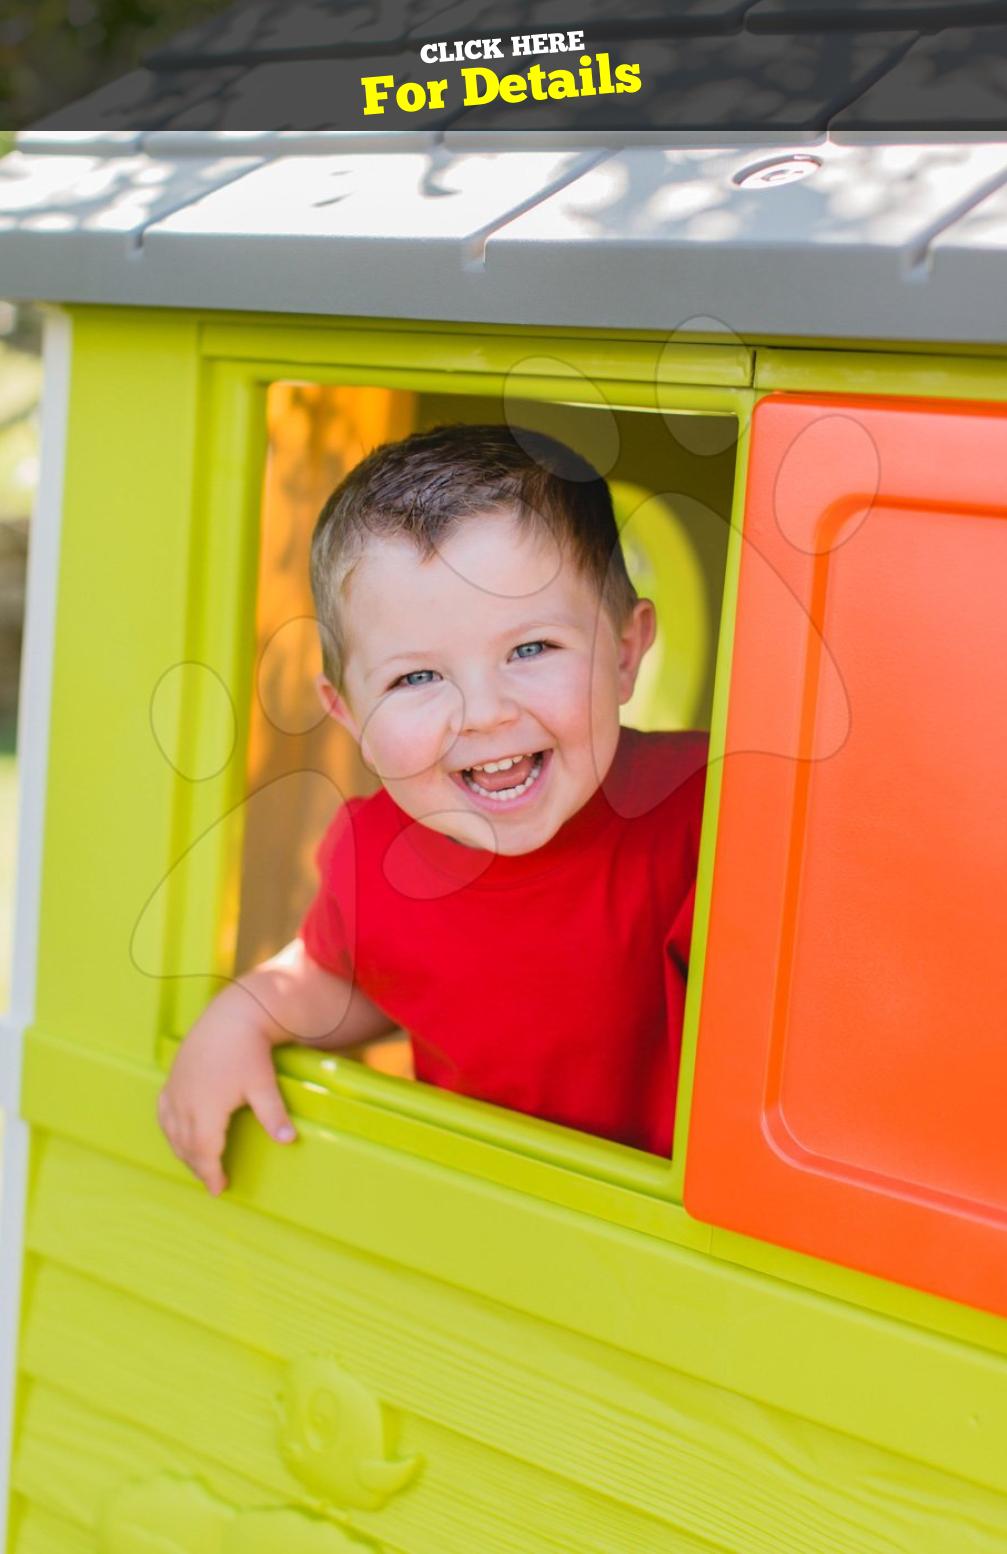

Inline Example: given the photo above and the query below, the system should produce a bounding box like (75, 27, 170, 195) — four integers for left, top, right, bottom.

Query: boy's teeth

(473, 753, 526, 773)
(462, 752, 543, 802)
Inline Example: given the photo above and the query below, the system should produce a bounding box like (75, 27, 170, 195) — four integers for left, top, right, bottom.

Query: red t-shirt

(300, 727, 708, 1157)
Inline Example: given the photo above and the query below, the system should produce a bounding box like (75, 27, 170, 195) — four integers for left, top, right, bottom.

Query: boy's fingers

(156, 1088, 179, 1144)
(201, 1162, 228, 1196)
(188, 1121, 228, 1193)
(189, 1147, 228, 1196)
(247, 1082, 297, 1144)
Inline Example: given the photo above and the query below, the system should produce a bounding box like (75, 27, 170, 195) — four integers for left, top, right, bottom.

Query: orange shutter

(685, 393, 1007, 1316)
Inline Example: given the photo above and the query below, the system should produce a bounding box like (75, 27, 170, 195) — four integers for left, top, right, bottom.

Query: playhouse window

(233, 381, 734, 1155)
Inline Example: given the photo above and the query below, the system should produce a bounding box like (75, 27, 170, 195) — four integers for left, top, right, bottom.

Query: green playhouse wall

(11, 307, 1007, 1553)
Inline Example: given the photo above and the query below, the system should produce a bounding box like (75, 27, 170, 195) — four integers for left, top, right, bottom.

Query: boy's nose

(457, 671, 520, 735)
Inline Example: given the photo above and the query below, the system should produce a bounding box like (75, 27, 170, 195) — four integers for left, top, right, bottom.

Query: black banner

(4, 0, 1007, 132)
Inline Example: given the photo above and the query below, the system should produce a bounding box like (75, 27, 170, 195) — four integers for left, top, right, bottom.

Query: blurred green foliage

(0, 752, 16, 1009)
(0, 330, 41, 525)
(0, 306, 37, 750)
(1, 0, 234, 129)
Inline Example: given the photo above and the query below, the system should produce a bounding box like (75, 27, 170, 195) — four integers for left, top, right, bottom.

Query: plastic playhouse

(1, 128, 1007, 1553)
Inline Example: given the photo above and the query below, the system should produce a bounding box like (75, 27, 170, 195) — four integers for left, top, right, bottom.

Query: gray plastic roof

(3, 130, 1007, 343)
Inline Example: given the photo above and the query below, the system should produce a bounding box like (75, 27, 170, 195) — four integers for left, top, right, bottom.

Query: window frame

(155, 313, 751, 1250)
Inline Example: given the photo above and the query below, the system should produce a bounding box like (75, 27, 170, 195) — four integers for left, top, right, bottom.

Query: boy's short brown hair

(309, 423, 638, 685)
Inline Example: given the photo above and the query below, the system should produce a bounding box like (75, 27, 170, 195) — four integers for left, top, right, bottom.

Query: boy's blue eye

(394, 669, 441, 689)
(512, 640, 549, 659)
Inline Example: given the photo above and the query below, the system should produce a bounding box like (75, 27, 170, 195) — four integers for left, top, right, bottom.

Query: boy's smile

(454, 747, 549, 807)
(319, 509, 654, 855)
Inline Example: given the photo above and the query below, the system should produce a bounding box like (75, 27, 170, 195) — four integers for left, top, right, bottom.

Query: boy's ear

(616, 597, 657, 704)
(315, 673, 358, 737)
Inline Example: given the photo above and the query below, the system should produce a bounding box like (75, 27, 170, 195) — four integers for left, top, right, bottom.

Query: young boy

(158, 424, 708, 1194)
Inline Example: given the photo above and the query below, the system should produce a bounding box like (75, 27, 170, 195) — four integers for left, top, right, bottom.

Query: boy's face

(319, 509, 655, 855)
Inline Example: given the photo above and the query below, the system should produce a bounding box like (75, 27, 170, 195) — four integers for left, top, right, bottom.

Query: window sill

(155, 1031, 712, 1254)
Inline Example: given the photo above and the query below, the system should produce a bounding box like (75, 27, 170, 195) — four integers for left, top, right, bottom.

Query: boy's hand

(157, 1015, 296, 1196)
(156, 939, 398, 1194)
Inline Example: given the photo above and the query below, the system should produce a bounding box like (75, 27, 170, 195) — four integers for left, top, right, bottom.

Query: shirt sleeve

(299, 799, 362, 982)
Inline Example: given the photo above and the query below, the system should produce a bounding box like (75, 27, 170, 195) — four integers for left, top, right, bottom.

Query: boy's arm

(157, 938, 397, 1196)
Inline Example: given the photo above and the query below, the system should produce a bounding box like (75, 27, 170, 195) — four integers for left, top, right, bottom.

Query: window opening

(235, 380, 735, 1158)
